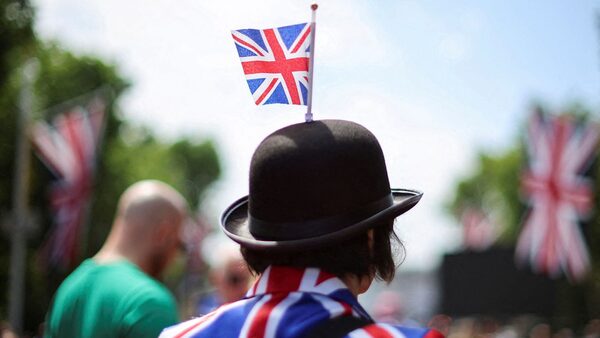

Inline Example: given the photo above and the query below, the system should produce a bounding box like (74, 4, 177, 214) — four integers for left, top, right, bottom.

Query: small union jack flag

(31, 98, 105, 270)
(232, 22, 312, 106)
(517, 109, 600, 282)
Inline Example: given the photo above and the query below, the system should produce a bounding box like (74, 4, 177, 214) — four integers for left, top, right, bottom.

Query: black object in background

(440, 248, 556, 317)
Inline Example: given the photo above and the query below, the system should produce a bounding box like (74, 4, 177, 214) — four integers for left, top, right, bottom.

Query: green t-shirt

(45, 259, 178, 338)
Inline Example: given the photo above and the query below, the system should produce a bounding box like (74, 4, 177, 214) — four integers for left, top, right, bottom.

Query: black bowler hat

(221, 119, 422, 251)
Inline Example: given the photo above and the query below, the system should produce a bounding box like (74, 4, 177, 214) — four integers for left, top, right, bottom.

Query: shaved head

(96, 180, 188, 278)
(117, 180, 187, 229)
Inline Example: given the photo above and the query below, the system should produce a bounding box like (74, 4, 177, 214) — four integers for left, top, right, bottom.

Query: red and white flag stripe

(31, 98, 105, 269)
(517, 111, 599, 281)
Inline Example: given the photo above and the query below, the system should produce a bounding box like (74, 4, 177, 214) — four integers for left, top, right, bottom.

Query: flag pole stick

(305, 4, 318, 123)
(8, 58, 37, 335)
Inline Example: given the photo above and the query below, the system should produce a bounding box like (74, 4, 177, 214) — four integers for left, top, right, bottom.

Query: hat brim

(220, 189, 423, 251)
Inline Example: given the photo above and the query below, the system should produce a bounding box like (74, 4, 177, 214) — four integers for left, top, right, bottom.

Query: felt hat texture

(221, 119, 422, 251)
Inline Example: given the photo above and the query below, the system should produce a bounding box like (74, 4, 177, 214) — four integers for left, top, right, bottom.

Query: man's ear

(153, 220, 173, 245)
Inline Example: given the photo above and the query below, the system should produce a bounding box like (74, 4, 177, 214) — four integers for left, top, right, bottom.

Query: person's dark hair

(241, 220, 404, 283)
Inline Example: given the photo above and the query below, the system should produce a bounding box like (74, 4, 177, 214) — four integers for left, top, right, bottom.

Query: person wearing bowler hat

(160, 120, 444, 338)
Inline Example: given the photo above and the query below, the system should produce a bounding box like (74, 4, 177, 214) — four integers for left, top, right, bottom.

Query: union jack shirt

(160, 266, 443, 338)
(232, 23, 311, 106)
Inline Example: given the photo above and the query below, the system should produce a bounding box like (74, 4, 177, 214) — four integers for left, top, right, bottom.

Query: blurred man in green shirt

(45, 180, 187, 338)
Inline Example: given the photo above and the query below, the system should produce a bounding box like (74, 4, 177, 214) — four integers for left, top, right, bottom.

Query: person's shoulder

(159, 300, 250, 338)
(120, 271, 175, 307)
(103, 261, 176, 314)
(59, 259, 94, 280)
(159, 317, 204, 338)
(51, 259, 96, 296)
(106, 261, 171, 295)
(115, 265, 178, 337)
(349, 323, 445, 338)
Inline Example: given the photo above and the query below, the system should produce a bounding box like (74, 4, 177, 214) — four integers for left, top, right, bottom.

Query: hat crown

(248, 120, 391, 232)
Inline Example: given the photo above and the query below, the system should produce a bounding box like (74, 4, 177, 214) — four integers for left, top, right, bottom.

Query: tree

(0, 36, 221, 337)
(0, 0, 36, 327)
(0, 0, 34, 86)
(446, 147, 525, 245)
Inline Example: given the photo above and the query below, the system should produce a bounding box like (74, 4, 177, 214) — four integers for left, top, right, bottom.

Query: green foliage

(0, 30, 221, 337)
(87, 125, 221, 255)
(35, 43, 128, 109)
(447, 146, 525, 244)
(33, 42, 130, 145)
(0, 0, 35, 327)
(0, 0, 36, 238)
(447, 103, 599, 244)
(446, 104, 600, 328)
(0, 0, 34, 85)
(170, 138, 221, 208)
(586, 145, 600, 322)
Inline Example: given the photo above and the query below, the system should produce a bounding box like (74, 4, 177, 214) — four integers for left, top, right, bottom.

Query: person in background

(161, 119, 444, 338)
(0, 322, 17, 338)
(585, 319, 600, 338)
(196, 242, 252, 315)
(44, 180, 187, 338)
(372, 290, 420, 327)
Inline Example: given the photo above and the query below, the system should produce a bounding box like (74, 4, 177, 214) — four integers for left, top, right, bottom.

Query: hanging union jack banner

(232, 22, 312, 106)
(517, 110, 600, 282)
(461, 207, 498, 252)
(31, 97, 106, 269)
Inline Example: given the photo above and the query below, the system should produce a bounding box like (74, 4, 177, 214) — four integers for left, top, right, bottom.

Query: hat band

(248, 194, 394, 241)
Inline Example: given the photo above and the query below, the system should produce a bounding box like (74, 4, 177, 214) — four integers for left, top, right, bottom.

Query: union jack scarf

(161, 266, 443, 338)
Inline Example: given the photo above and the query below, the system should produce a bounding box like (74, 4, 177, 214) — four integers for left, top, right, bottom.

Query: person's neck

(340, 274, 373, 297)
(93, 246, 129, 264)
(93, 244, 145, 272)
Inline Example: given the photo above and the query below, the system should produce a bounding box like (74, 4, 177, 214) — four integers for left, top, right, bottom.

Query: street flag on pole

(31, 97, 106, 269)
(517, 109, 599, 282)
(461, 207, 498, 252)
(232, 4, 318, 122)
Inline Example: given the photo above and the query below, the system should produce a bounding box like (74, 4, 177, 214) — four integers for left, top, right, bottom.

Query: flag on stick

(517, 110, 599, 282)
(232, 23, 311, 106)
(31, 97, 106, 269)
(232, 5, 318, 122)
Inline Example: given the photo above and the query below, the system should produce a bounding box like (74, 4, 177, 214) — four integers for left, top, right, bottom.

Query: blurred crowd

(367, 305, 600, 338)
(2, 232, 600, 338)
(435, 316, 600, 338)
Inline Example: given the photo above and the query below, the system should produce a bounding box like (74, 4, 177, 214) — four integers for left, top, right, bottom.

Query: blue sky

(370, 1, 598, 144)
(34, 0, 600, 271)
